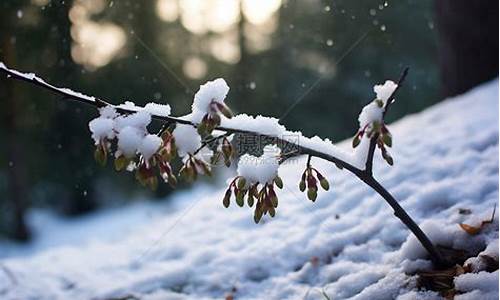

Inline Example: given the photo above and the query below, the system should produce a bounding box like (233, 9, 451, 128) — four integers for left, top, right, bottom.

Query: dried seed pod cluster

(222, 175, 284, 223)
(299, 166, 330, 202)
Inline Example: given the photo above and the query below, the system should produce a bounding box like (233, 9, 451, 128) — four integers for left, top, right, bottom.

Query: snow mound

(0, 80, 498, 300)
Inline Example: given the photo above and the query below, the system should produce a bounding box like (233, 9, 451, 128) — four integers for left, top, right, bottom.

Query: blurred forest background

(0, 0, 497, 241)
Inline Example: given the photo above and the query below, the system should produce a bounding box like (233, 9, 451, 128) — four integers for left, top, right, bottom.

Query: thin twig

(365, 67, 409, 174)
(193, 132, 231, 155)
(307, 155, 312, 168)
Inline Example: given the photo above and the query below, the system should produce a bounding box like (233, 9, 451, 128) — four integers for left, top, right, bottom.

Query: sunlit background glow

(69, 0, 126, 69)
(66, 0, 282, 73)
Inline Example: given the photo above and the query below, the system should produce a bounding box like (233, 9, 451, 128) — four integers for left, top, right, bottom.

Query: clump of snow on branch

(358, 80, 397, 128)
(88, 101, 171, 160)
(99, 106, 119, 119)
(143, 102, 171, 117)
(223, 114, 286, 136)
(117, 101, 171, 117)
(88, 107, 118, 144)
(114, 111, 152, 158)
(138, 134, 163, 161)
(374, 80, 398, 103)
(172, 124, 201, 157)
(237, 144, 281, 185)
(192, 78, 229, 115)
(358, 101, 384, 128)
(114, 110, 151, 132)
(117, 126, 144, 158)
(189, 78, 233, 134)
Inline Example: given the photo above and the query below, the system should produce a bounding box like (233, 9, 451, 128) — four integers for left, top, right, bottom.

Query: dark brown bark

(435, 0, 499, 97)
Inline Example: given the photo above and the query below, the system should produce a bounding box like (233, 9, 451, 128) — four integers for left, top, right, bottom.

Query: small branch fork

(364, 67, 408, 175)
(193, 132, 231, 156)
(0, 64, 447, 266)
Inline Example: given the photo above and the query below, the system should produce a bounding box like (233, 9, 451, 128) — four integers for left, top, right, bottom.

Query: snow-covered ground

(0, 79, 498, 300)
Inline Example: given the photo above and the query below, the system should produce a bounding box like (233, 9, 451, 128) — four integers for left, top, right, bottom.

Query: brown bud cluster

(94, 140, 110, 167)
(211, 137, 234, 167)
(179, 154, 212, 182)
(94, 129, 180, 190)
(197, 101, 233, 136)
(222, 175, 284, 224)
(133, 130, 178, 189)
(299, 166, 330, 202)
(352, 121, 393, 166)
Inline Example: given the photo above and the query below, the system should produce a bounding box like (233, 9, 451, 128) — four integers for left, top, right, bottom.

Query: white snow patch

(454, 271, 499, 300)
(117, 126, 144, 158)
(88, 117, 115, 145)
(114, 110, 151, 132)
(374, 80, 398, 103)
(139, 134, 163, 160)
(172, 124, 201, 157)
(192, 78, 229, 114)
(358, 101, 384, 128)
(117, 101, 171, 117)
(88, 106, 119, 144)
(237, 144, 280, 184)
(144, 102, 171, 117)
(0, 79, 497, 300)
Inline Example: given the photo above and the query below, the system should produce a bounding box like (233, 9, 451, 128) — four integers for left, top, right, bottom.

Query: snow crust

(0, 79, 498, 300)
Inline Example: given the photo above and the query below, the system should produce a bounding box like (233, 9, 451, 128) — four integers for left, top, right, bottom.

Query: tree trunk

(434, 0, 499, 97)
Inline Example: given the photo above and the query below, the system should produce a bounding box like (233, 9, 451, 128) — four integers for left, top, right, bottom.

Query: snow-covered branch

(0, 61, 389, 173)
(0, 62, 448, 266)
(0, 61, 364, 177)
